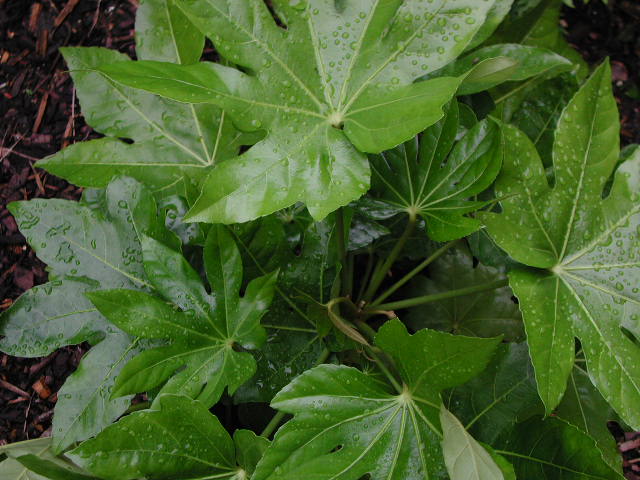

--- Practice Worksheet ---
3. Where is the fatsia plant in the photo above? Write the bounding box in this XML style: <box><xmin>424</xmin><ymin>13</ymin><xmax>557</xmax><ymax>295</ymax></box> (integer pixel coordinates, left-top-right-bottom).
<box><xmin>95</xmin><ymin>0</ymin><xmax>571</xmax><ymax>223</ymax></box>
<box><xmin>1</xmin><ymin>1</ymin><xmax>639</xmax><ymax>480</ymax></box>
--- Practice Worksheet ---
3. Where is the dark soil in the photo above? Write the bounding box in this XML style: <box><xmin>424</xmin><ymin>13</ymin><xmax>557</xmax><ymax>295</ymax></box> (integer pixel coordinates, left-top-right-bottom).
<box><xmin>0</xmin><ymin>0</ymin><xmax>136</xmax><ymax>444</ymax></box>
<box><xmin>562</xmin><ymin>0</ymin><xmax>640</xmax><ymax>146</ymax></box>
<box><xmin>0</xmin><ymin>0</ymin><xmax>639</xmax><ymax>476</ymax></box>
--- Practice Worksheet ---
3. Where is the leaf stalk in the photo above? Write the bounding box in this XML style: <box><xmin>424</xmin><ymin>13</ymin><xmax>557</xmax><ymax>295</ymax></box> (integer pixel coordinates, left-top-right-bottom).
<box><xmin>366</xmin><ymin>278</ymin><xmax>509</xmax><ymax>312</ymax></box>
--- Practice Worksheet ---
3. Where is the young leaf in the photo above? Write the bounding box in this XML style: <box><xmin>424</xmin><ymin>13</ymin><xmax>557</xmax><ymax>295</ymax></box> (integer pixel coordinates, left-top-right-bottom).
<box><xmin>480</xmin><ymin>61</ymin><xmax>640</xmax><ymax>427</ymax></box>
<box><xmin>88</xmin><ymin>226</ymin><xmax>277</xmax><ymax>406</ymax></box>
<box><xmin>436</xmin><ymin>44</ymin><xmax>572</xmax><ymax>95</ymax></box>
<box><xmin>489</xmin><ymin>0</ymin><xmax>587</xmax><ymax>78</ymax></box>
<box><xmin>5</xmin><ymin>177</ymin><xmax>174</xmax><ymax>453</ymax></box>
<box><xmin>68</xmin><ymin>395</ymin><xmax>240</xmax><ymax>480</ymax></box>
<box><xmin>252</xmin><ymin>320</ymin><xmax>501</xmax><ymax>479</ymax></box>
<box><xmin>440</xmin><ymin>406</ymin><xmax>504</xmax><ymax>480</ymax></box>
<box><xmin>405</xmin><ymin>247</ymin><xmax>523</xmax><ymax>341</ymax></box>
<box><xmin>495</xmin><ymin>418</ymin><xmax>623</xmax><ymax>479</ymax></box>
<box><xmin>98</xmin><ymin>0</ymin><xmax>501</xmax><ymax>222</ymax></box>
<box><xmin>38</xmin><ymin>0</ymin><xmax>252</xmax><ymax>198</ymax></box>
<box><xmin>368</xmin><ymin>102</ymin><xmax>503</xmax><ymax>241</ymax></box>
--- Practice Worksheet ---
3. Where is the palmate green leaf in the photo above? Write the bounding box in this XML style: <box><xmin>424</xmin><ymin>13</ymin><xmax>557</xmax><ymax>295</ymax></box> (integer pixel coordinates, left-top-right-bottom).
<box><xmin>3</xmin><ymin>177</ymin><xmax>174</xmax><ymax>453</ymax></box>
<box><xmin>367</xmin><ymin>101</ymin><xmax>502</xmax><ymax>241</ymax></box>
<box><xmin>97</xmin><ymin>0</ymin><xmax>503</xmax><ymax>223</ymax></box>
<box><xmin>405</xmin><ymin>247</ymin><xmax>523</xmax><ymax>341</ymax></box>
<box><xmin>439</xmin><ymin>407</ymin><xmax>504</xmax><ymax>480</ymax></box>
<box><xmin>252</xmin><ymin>319</ymin><xmax>501</xmax><ymax>480</ymax></box>
<box><xmin>37</xmin><ymin>0</ymin><xmax>253</xmax><ymax>198</ymax></box>
<box><xmin>494</xmin><ymin>418</ymin><xmax>622</xmax><ymax>479</ymax></box>
<box><xmin>233</xmin><ymin>215</ymin><xmax>338</xmax><ymax>403</ymax></box>
<box><xmin>480</xmin><ymin>61</ymin><xmax>640</xmax><ymax>428</ymax></box>
<box><xmin>446</xmin><ymin>343</ymin><xmax>542</xmax><ymax>444</ymax></box>
<box><xmin>88</xmin><ymin>226</ymin><xmax>277</xmax><ymax>406</ymax></box>
<box><xmin>69</xmin><ymin>395</ymin><xmax>266</xmax><ymax>480</ymax></box>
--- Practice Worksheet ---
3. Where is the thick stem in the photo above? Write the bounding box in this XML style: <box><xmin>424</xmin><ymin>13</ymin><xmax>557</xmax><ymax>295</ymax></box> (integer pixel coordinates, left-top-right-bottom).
<box><xmin>367</xmin><ymin>278</ymin><xmax>509</xmax><ymax>312</ymax></box>
<box><xmin>370</xmin><ymin>239</ymin><xmax>460</xmax><ymax>307</ymax></box>
<box><xmin>261</xmin><ymin>348</ymin><xmax>331</xmax><ymax>438</ymax></box>
<box><xmin>362</xmin><ymin>213</ymin><xmax>416</xmax><ymax>302</ymax></box>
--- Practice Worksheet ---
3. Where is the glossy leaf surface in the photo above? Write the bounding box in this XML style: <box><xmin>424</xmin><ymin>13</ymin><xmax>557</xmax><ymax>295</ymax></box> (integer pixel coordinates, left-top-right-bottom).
<box><xmin>233</xmin><ymin>216</ymin><xmax>338</xmax><ymax>403</ymax></box>
<box><xmin>4</xmin><ymin>177</ymin><xmax>172</xmax><ymax>453</ymax></box>
<box><xmin>481</xmin><ymin>62</ymin><xmax>640</xmax><ymax>427</ymax></box>
<box><xmin>98</xmin><ymin>0</ymin><xmax>501</xmax><ymax>222</ymax></box>
<box><xmin>368</xmin><ymin>102</ymin><xmax>502</xmax><ymax>241</ymax></box>
<box><xmin>437</xmin><ymin>43</ymin><xmax>572</xmax><ymax>95</ymax></box>
<box><xmin>89</xmin><ymin>226</ymin><xmax>277</xmax><ymax>406</ymax></box>
<box><xmin>69</xmin><ymin>395</ymin><xmax>240</xmax><ymax>480</ymax></box>
<box><xmin>38</xmin><ymin>0</ymin><xmax>251</xmax><ymax>198</ymax></box>
<box><xmin>253</xmin><ymin>319</ymin><xmax>500</xmax><ymax>479</ymax></box>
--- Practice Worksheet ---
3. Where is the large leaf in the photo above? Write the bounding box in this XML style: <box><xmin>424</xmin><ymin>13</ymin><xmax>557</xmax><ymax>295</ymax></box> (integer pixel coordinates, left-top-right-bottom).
<box><xmin>440</xmin><ymin>406</ymin><xmax>504</xmax><ymax>480</ymax></box>
<box><xmin>233</xmin><ymin>215</ymin><xmax>339</xmax><ymax>403</ymax></box>
<box><xmin>480</xmin><ymin>61</ymin><xmax>640</xmax><ymax>428</ymax></box>
<box><xmin>495</xmin><ymin>418</ymin><xmax>622</xmax><ymax>479</ymax></box>
<box><xmin>252</xmin><ymin>319</ymin><xmax>501</xmax><ymax>479</ymax></box>
<box><xmin>405</xmin><ymin>247</ymin><xmax>523</xmax><ymax>341</ymax></box>
<box><xmin>88</xmin><ymin>226</ymin><xmax>277</xmax><ymax>406</ymax></box>
<box><xmin>97</xmin><ymin>0</ymin><xmax>504</xmax><ymax>222</ymax></box>
<box><xmin>4</xmin><ymin>177</ymin><xmax>174</xmax><ymax>452</ymax></box>
<box><xmin>447</xmin><ymin>343</ymin><xmax>542</xmax><ymax>444</ymax></box>
<box><xmin>38</xmin><ymin>0</ymin><xmax>252</xmax><ymax>198</ymax></box>
<box><xmin>69</xmin><ymin>395</ymin><xmax>259</xmax><ymax>480</ymax></box>
<box><xmin>367</xmin><ymin>102</ymin><xmax>502</xmax><ymax>241</ymax></box>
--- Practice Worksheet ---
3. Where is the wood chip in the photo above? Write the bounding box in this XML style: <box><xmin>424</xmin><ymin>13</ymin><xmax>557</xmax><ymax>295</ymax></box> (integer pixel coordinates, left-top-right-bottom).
<box><xmin>28</xmin><ymin>3</ymin><xmax>42</xmax><ymax>33</ymax></box>
<box><xmin>36</xmin><ymin>29</ymin><xmax>49</xmax><ymax>57</ymax></box>
<box><xmin>54</xmin><ymin>0</ymin><xmax>81</xmax><ymax>28</ymax></box>
<box><xmin>621</xmin><ymin>438</ymin><xmax>640</xmax><ymax>452</ymax></box>
<box><xmin>32</xmin><ymin>92</ymin><xmax>49</xmax><ymax>134</ymax></box>
<box><xmin>32</xmin><ymin>377</ymin><xmax>52</xmax><ymax>400</ymax></box>
<box><xmin>0</xmin><ymin>379</ymin><xmax>30</xmax><ymax>398</ymax></box>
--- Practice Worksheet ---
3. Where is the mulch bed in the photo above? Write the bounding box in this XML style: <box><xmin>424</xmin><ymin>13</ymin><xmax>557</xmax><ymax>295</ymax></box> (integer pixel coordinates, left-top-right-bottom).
<box><xmin>0</xmin><ymin>0</ymin><xmax>639</xmax><ymax>476</ymax></box>
<box><xmin>0</xmin><ymin>0</ymin><xmax>135</xmax><ymax>444</ymax></box>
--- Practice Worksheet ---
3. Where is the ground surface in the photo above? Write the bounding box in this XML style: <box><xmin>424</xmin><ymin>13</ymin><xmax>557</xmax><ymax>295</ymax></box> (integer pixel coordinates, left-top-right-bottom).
<box><xmin>0</xmin><ymin>0</ymin><xmax>639</xmax><ymax>476</ymax></box>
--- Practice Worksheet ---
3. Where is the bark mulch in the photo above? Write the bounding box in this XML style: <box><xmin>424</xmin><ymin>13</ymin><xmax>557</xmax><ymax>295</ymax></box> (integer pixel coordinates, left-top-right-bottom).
<box><xmin>1</xmin><ymin>0</ymin><xmax>639</xmax><ymax>477</ymax></box>
<box><xmin>1</xmin><ymin>0</ymin><xmax>136</xmax><ymax>445</ymax></box>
